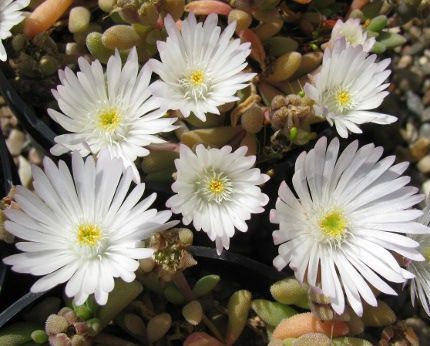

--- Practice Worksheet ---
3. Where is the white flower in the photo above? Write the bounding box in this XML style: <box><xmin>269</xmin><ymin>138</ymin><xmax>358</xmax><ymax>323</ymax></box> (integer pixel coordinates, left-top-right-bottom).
<box><xmin>3</xmin><ymin>152</ymin><xmax>176</xmax><ymax>305</ymax></box>
<box><xmin>271</xmin><ymin>137</ymin><xmax>429</xmax><ymax>316</ymax></box>
<box><xmin>166</xmin><ymin>144</ymin><xmax>269</xmax><ymax>254</ymax></box>
<box><xmin>407</xmin><ymin>197</ymin><xmax>430</xmax><ymax>316</ymax></box>
<box><xmin>329</xmin><ymin>18</ymin><xmax>375</xmax><ymax>52</ymax></box>
<box><xmin>148</xmin><ymin>13</ymin><xmax>255</xmax><ymax>121</ymax></box>
<box><xmin>304</xmin><ymin>39</ymin><xmax>396</xmax><ymax>138</ymax></box>
<box><xmin>0</xmin><ymin>0</ymin><xmax>29</xmax><ymax>61</ymax></box>
<box><xmin>48</xmin><ymin>48</ymin><xmax>177</xmax><ymax>182</ymax></box>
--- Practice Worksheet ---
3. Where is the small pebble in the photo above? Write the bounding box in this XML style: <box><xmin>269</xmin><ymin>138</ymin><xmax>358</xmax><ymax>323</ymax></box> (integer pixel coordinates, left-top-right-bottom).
<box><xmin>421</xmin><ymin>63</ymin><xmax>430</xmax><ymax>76</ymax></box>
<box><xmin>406</xmin><ymin>91</ymin><xmax>424</xmax><ymax>116</ymax></box>
<box><xmin>422</xmin><ymin>180</ymin><xmax>430</xmax><ymax>195</ymax></box>
<box><xmin>417</xmin><ymin>155</ymin><xmax>430</xmax><ymax>174</ymax></box>
<box><xmin>397</xmin><ymin>55</ymin><xmax>412</xmax><ymax>69</ymax></box>
<box><xmin>410</xmin><ymin>137</ymin><xmax>430</xmax><ymax>161</ymax></box>
<box><xmin>404</xmin><ymin>42</ymin><xmax>424</xmax><ymax>55</ymax></box>
<box><xmin>419</xmin><ymin>56</ymin><xmax>429</xmax><ymax>65</ymax></box>
<box><xmin>408</xmin><ymin>26</ymin><xmax>422</xmax><ymax>41</ymax></box>
<box><xmin>419</xmin><ymin>123</ymin><xmax>430</xmax><ymax>138</ymax></box>
<box><xmin>423</xmin><ymin>90</ymin><xmax>430</xmax><ymax>106</ymax></box>
<box><xmin>422</xmin><ymin>110</ymin><xmax>430</xmax><ymax>125</ymax></box>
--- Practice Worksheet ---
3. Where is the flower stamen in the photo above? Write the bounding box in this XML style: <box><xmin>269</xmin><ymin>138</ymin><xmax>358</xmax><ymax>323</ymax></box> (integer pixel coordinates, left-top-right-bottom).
<box><xmin>209</xmin><ymin>179</ymin><xmax>225</xmax><ymax>194</ymax></box>
<box><xmin>77</xmin><ymin>223</ymin><xmax>102</xmax><ymax>247</ymax></box>
<box><xmin>98</xmin><ymin>108</ymin><xmax>121</xmax><ymax>132</ymax></box>
<box><xmin>189</xmin><ymin>70</ymin><xmax>205</xmax><ymax>87</ymax></box>
<box><xmin>319</xmin><ymin>210</ymin><xmax>347</xmax><ymax>240</ymax></box>
<box><xmin>336</xmin><ymin>90</ymin><xmax>351</xmax><ymax>109</ymax></box>
<box><xmin>179</xmin><ymin>69</ymin><xmax>211</xmax><ymax>103</ymax></box>
<box><xmin>195</xmin><ymin>168</ymin><xmax>232</xmax><ymax>204</ymax></box>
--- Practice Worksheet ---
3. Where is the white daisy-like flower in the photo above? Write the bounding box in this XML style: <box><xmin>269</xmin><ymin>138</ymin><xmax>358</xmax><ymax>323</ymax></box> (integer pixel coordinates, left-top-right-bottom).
<box><xmin>407</xmin><ymin>197</ymin><xmax>430</xmax><ymax>316</ymax></box>
<box><xmin>148</xmin><ymin>13</ymin><xmax>255</xmax><ymax>121</ymax></box>
<box><xmin>329</xmin><ymin>18</ymin><xmax>375</xmax><ymax>52</ymax></box>
<box><xmin>3</xmin><ymin>152</ymin><xmax>176</xmax><ymax>305</ymax></box>
<box><xmin>0</xmin><ymin>0</ymin><xmax>29</xmax><ymax>61</ymax></box>
<box><xmin>48</xmin><ymin>48</ymin><xmax>177</xmax><ymax>182</ymax></box>
<box><xmin>271</xmin><ymin>137</ymin><xmax>429</xmax><ymax>316</ymax></box>
<box><xmin>166</xmin><ymin>144</ymin><xmax>269</xmax><ymax>254</ymax></box>
<box><xmin>304</xmin><ymin>39</ymin><xmax>396</xmax><ymax>138</ymax></box>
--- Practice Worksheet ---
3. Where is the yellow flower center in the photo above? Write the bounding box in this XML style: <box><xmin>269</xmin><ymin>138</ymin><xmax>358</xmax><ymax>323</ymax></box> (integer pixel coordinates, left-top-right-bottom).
<box><xmin>319</xmin><ymin>210</ymin><xmax>347</xmax><ymax>239</ymax></box>
<box><xmin>98</xmin><ymin>108</ymin><xmax>121</xmax><ymax>132</ymax></box>
<box><xmin>188</xmin><ymin>70</ymin><xmax>205</xmax><ymax>87</ymax></box>
<box><xmin>209</xmin><ymin>179</ymin><xmax>225</xmax><ymax>195</ymax></box>
<box><xmin>196</xmin><ymin>168</ymin><xmax>232</xmax><ymax>204</ymax></box>
<box><xmin>76</xmin><ymin>223</ymin><xmax>102</xmax><ymax>247</ymax></box>
<box><xmin>336</xmin><ymin>90</ymin><xmax>351</xmax><ymax>108</ymax></box>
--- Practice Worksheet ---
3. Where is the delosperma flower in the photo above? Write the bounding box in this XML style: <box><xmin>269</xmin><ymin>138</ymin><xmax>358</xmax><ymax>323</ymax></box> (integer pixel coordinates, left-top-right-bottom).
<box><xmin>271</xmin><ymin>137</ymin><xmax>430</xmax><ymax>316</ymax></box>
<box><xmin>329</xmin><ymin>18</ymin><xmax>375</xmax><ymax>52</ymax></box>
<box><xmin>3</xmin><ymin>152</ymin><xmax>177</xmax><ymax>305</ymax></box>
<box><xmin>304</xmin><ymin>39</ymin><xmax>396</xmax><ymax>138</ymax></box>
<box><xmin>48</xmin><ymin>48</ymin><xmax>177</xmax><ymax>182</ymax></box>
<box><xmin>0</xmin><ymin>0</ymin><xmax>29</xmax><ymax>61</ymax></box>
<box><xmin>166</xmin><ymin>144</ymin><xmax>269</xmax><ymax>254</ymax></box>
<box><xmin>148</xmin><ymin>13</ymin><xmax>255</xmax><ymax>121</ymax></box>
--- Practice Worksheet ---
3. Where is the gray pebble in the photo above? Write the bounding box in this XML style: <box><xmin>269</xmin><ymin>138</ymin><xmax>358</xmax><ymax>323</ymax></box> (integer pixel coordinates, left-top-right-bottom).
<box><xmin>423</xmin><ymin>89</ymin><xmax>430</xmax><ymax>107</ymax></box>
<box><xmin>422</xmin><ymin>108</ymin><xmax>430</xmax><ymax>122</ymax></box>
<box><xmin>422</xmin><ymin>62</ymin><xmax>430</xmax><ymax>76</ymax></box>
<box><xmin>407</xmin><ymin>91</ymin><xmax>424</xmax><ymax>116</ymax></box>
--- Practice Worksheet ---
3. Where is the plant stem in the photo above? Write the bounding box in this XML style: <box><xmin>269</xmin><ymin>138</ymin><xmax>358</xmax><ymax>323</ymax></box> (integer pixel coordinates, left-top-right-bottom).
<box><xmin>172</xmin><ymin>271</ymin><xmax>194</xmax><ymax>301</ymax></box>
<box><xmin>202</xmin><ymin>314</ymin><xmax>224</xmax><ymax>342</ymax></box>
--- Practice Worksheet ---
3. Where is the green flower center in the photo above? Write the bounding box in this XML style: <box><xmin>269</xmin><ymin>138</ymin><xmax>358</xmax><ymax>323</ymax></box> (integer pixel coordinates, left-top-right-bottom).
<box><xmin>319</xmin><ymin>210</ymin><xmax>347</xmax><ymax>239</ymax></box>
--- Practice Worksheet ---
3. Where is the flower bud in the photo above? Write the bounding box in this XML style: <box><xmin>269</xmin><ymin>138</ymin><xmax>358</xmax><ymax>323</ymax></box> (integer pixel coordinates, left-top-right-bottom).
<box><xmin>45</xmin><ymin>315</ymin><xmax>68</xmax><ymax>335</ymax></box>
